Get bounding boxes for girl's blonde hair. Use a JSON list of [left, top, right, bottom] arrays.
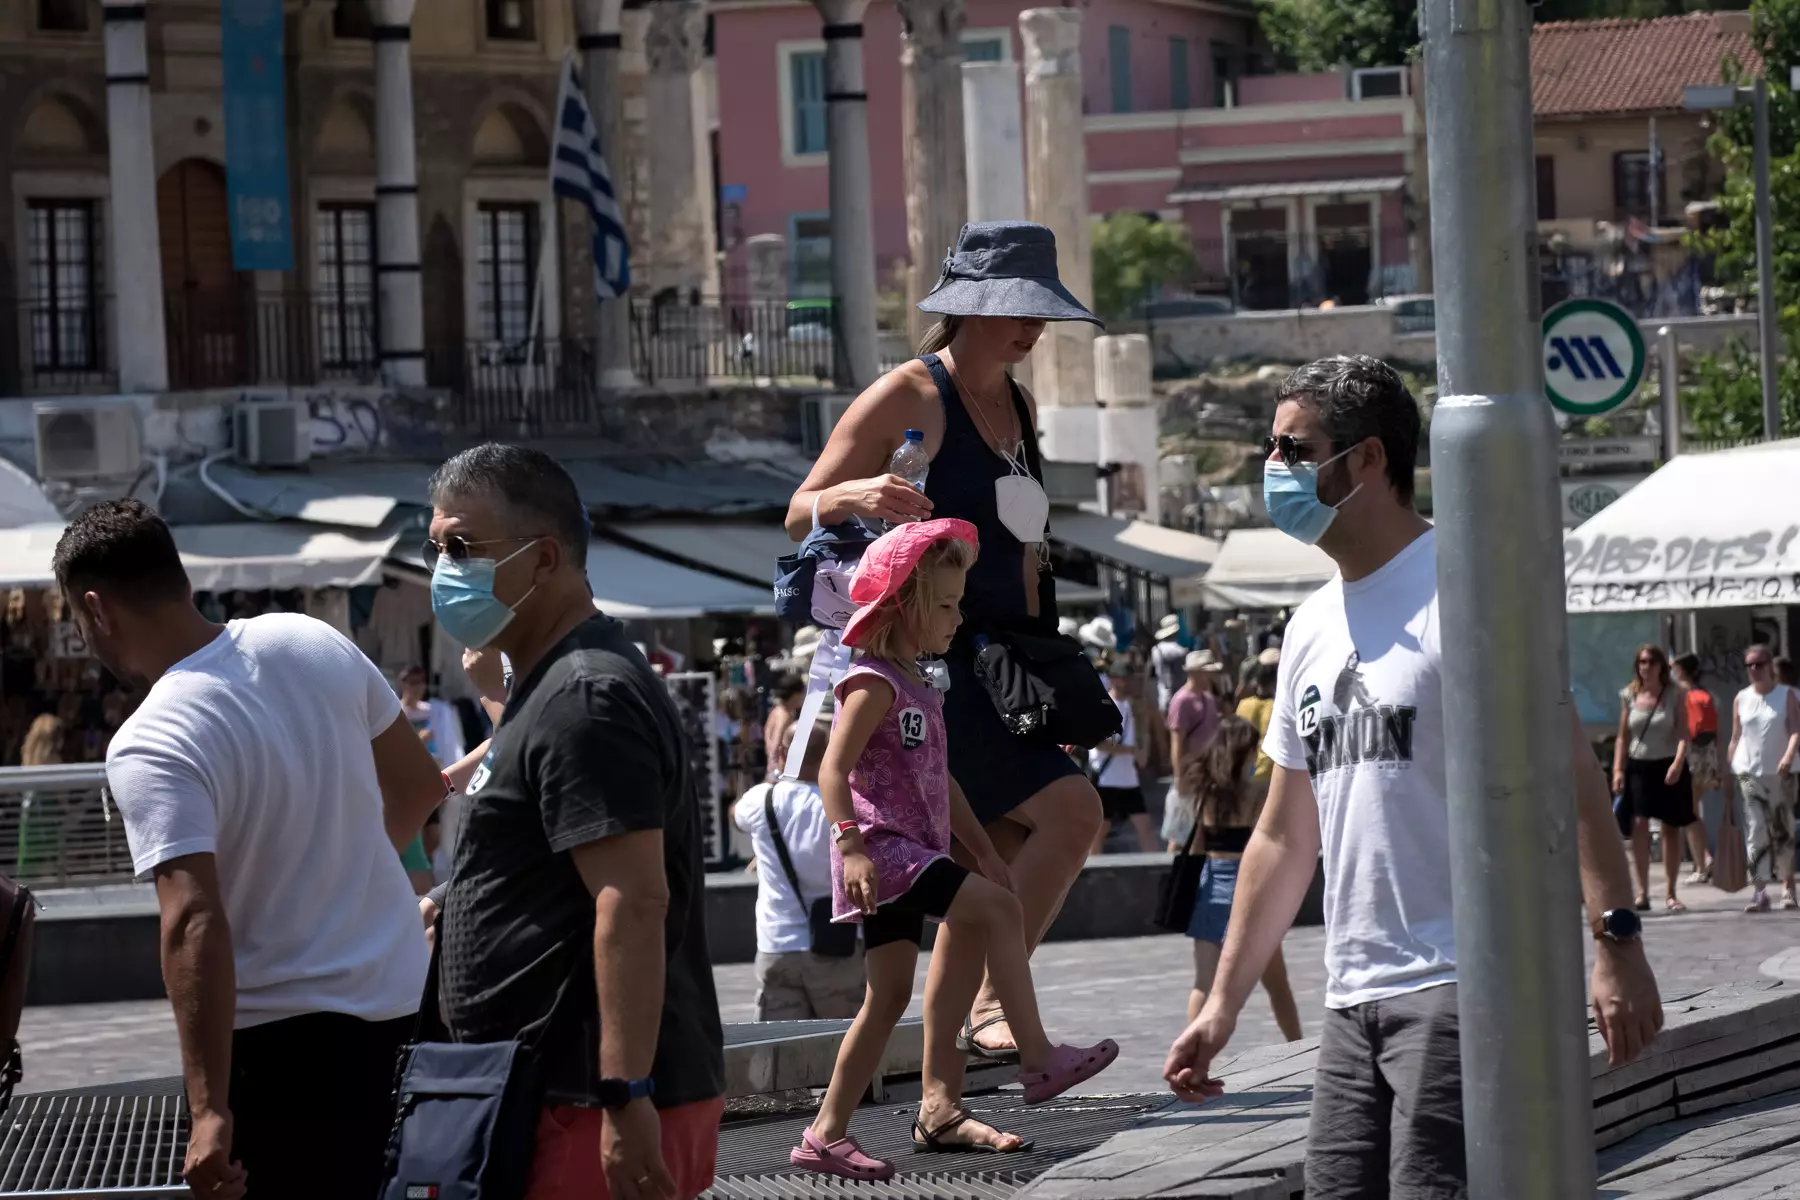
[[857, 537, 976, 664], [917, 315, 963, 356], [21, 713, 62, 767]]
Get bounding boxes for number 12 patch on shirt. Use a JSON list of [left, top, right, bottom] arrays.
[[898, 707, 927, 750]]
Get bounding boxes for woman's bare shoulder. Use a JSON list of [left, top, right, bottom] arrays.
[[844, 359, 938, 422]]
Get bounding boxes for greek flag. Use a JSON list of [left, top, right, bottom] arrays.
[[551, 56, 630, 300]]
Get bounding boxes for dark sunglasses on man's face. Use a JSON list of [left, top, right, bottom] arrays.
[[1748, 659, 1772, 671], [1261, 434, 1328, 468], [420, 534, 541, 571]]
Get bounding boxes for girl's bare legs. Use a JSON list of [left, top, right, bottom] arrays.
[[1662, 821, 1684, 907], [1260, 946, 1304, 1041], [1187, 938, 1221, 1023], [1685, 820, 1712, 880], [1631, 816, 1653, 906], [810, 941, 918, 1144]]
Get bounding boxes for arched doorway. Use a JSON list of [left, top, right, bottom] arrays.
[[158, 159, 245, 388]]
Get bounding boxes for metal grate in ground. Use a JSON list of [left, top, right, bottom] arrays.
[[0, 1091, 188, 1198], [709, 1092, 1169, 1197]]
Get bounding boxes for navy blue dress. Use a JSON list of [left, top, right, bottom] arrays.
[[919, 354, 1082, 825]]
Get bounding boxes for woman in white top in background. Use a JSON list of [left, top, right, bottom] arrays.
[[1731, 642, 1800, 913]]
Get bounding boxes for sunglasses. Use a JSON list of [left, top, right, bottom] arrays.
[[1261, 434, 1328, 469], [1637, 657, 1658, 665], [1747, 659, 1772, 670], [420, 534, 542, 571]]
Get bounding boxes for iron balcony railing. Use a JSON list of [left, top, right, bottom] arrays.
[[0, 764, 135, 890]]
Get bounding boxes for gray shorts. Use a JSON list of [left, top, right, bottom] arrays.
[[1306, 982, 1467, 1200], [753, 949, 866, 1021]]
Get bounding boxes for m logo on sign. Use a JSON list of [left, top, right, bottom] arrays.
[[1542, 298, 1646, 418]]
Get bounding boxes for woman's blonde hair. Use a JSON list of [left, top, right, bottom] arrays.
[[857, 537, 976, 664], [917, 315, 964, 356], [21, 713, 62, 767]]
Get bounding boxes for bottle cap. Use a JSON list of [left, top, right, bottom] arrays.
[[904, 429, 924, 441]]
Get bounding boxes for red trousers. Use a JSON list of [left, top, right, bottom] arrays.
[[522, 1097, 726, 1200]]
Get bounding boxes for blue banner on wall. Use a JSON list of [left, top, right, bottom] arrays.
[[222, 0, 294, 271]]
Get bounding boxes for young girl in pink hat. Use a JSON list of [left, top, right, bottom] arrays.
[[791, 518, 1118, 1182]]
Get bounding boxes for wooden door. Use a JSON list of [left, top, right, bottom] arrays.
[[158, 159, 245, 387]]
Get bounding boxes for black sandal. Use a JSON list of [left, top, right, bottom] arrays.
[[912, 1110, 1033, 1155], [956, 1015, 1022, 1064]]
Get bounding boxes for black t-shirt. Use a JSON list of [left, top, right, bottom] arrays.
[[439, 615, 725, 1109]]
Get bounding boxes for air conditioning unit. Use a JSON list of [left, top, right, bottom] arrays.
[[33, 399, 141, 482], [1351, 66, 1408, 100], [800, 393, 856, 457], [234, 400, 313, 467]]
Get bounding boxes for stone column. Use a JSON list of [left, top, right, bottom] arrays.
[[1020, 8, 1095, 463], [963, 60, 1026, 223], [812, 0, 880, 389], [575, 0, 639, 390], [644, 1, 713, 298], [1095, 334, 1159, 523], [963, 58, 1030, 389], [897, 0, 968, 348], [372, 0, 425, 386], [102, 0, 167, 394]]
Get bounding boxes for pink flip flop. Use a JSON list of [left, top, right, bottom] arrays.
[[1019, 1039, 1121, 1105], [790, 1128, 895, 1181]]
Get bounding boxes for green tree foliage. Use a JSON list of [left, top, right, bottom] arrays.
[[1683, 0, 1800, 439], [1253, 0, 1745, 73], [1091, 214, 1197, 323]]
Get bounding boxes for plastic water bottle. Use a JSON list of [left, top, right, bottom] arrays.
[[890, 429, 930, 495]]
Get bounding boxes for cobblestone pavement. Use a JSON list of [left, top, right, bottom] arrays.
[[17, 863, 1798, 1097]]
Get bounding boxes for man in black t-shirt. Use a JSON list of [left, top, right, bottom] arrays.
[[427, 444, 725, 1200]]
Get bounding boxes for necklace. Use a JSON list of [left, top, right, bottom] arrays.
[[951, 365, 1022, 460]]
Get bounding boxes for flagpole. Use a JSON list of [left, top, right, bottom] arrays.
[[517, 54, 572, 433]]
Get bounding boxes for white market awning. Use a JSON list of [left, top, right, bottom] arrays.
[[1564, 439, 1800, 613], [1201, 527, 1337, 611], [604, 519, 795, 587], [1168, 176, 1408, 205], [1050, 511, 1221, 604], [0, 522, 398, 591], [586, 540, 775, 619]]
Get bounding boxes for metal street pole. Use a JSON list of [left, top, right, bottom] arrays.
[[1421, 0, 1594, 1195], [1752, 76, 1782, 440]]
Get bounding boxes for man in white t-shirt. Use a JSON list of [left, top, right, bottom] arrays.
[[53, 500, 448, 1200], [733, 717, 865, 1019], [1091, 660, 1157, 852], [1160, 357, 1662, 1197]]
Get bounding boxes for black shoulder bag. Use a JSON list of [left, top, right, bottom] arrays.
[[381, 922, 543, 1200], [966, 382, 1123, 751], [766, 793, 859, 958], [1153, 818, 1205, 934]]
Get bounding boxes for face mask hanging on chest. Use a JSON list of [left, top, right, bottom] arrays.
[[994, 445, 1049, 545]]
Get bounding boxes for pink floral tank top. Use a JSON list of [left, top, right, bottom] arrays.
[[829, 658, 951, 923]]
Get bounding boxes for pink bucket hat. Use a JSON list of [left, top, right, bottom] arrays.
[[841, 518, 979, 649]]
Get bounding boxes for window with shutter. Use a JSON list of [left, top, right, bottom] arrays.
[[790, 51, 828, 157]]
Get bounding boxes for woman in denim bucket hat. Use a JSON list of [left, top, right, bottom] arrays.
[[785, 220, 1106, 1154]]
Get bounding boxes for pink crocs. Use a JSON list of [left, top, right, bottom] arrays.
[[790, 1127, 895, 1181], [1019, 1039, 1121, 1105]]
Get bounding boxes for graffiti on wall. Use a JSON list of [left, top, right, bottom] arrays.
[[299, 388, 389, 454]]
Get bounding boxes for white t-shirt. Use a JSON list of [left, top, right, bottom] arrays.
[[733, 777, 834, 954], [1733, 684, 1798, 776], [1265, 529, 1455, 1009], [106, 614, 428, 1028], [1090, 696, 1140, 788]]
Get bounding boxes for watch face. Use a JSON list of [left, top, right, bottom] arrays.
[[1604, 908, 1643, 939]]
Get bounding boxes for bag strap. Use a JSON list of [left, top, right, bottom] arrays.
[[764, 791, 810, 910], [1629, 687, 1667, 762]]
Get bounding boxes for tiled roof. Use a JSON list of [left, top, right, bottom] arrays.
[[1533, 12, 1764, 118]]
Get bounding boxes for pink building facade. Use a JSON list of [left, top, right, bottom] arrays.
[[712, 0, 1426, 310]]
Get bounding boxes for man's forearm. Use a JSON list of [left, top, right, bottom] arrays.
[[1208, 833, 1316, 1017], [162, 902, 236, 1117], [594, 888, 667, 1081], [1573, 732, 1637, 916]]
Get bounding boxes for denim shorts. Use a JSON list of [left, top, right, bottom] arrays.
[[1186, 854, 1238, 945]]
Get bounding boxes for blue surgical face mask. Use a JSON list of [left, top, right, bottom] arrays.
[[1263, 445, 1362, 546], [431, 540, 541, 650]]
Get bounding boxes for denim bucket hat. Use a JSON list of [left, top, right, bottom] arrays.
[[917, 221, 1103, 327]]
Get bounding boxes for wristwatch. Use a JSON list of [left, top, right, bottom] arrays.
[[595, 1076, 655, 1110], [1592, 907, 1643, 943]]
